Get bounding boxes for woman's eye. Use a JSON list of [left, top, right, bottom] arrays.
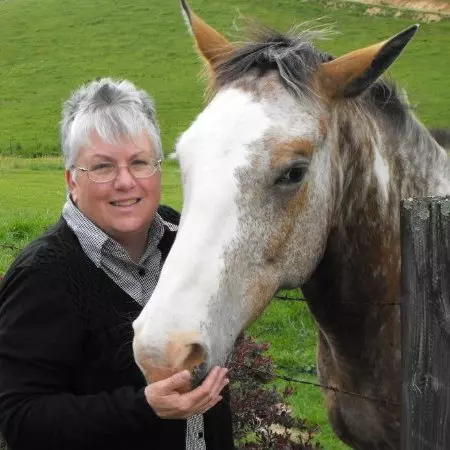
[[276, 166, 307, 185], [91, 163, 113, 172], [131, 159, 148, 166]]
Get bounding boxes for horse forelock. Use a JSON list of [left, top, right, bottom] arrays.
[[211, 25, 333, 100]]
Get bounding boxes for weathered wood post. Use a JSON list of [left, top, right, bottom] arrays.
[[401, 196, 450, 450]]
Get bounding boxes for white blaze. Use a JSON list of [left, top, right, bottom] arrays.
[[133, 88, 271, 363]]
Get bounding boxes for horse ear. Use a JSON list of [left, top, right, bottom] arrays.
[[181, 0, 235, 74], [321, 25, 419, 98]]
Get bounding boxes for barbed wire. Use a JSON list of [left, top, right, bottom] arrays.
[[0, 243, 22, 252], [274, 291, 401, 306], [245, 365, 400, 407], [273, 292, 306, 302]]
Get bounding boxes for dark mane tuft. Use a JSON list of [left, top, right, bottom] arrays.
[[365, 80, 410, 128], [215, 26, 332, 98]]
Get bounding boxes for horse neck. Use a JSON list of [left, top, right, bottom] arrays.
[[304, 95, 449, 369], [389, 115, 450, 200], [329, 94, 450, 222]]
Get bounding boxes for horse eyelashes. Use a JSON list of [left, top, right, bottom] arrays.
[[275, 165, 308, 185]]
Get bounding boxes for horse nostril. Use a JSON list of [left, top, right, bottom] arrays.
[[165, 333, 207, 375], [184, 343, 206, 369], [136, 333, 209, 387]]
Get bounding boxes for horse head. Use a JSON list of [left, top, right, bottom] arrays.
[[133, 1, 418, 387]]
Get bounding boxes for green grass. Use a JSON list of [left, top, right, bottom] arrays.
[[0, 0, 449, 158], [248, 300, 350, 449], [250, 298, 317, 376], [0, 157, 66, 269]]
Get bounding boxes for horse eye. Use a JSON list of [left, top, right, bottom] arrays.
[[276, 166, 307, 185]]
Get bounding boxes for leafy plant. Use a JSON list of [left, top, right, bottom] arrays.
[[229, 334, 323, 449]]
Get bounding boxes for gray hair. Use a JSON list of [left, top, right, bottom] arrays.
[[60, 78, 163, 169]]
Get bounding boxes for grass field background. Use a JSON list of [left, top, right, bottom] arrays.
[[1, 0, 449, 448], [0, 0, 449, 157]]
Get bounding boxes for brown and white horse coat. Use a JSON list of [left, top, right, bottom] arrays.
[[133, 3, 450, 448]]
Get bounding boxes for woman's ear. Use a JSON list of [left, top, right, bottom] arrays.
[[65, 170, 78, 203]]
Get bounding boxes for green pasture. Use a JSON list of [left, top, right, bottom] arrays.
[[1, 0, 449, 448], [0, 0, 449, 158]]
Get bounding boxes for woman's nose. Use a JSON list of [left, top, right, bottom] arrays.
[[114, 165, 137, 189]]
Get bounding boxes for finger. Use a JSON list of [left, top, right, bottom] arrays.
[[201, 366, 227, 394], [198, 395, 223, 415], [178, 366, 227, 414], [202, 375, 229, 407], [190, 388, 219, 413], [200, 366, 222, 390], [217, 377, 229, 396], [160, 370, 191, 394], [195, 367, 227, 403], [182, 367, 222, 405], [189, 375, 228, 413], [210, 368, 228, 397]]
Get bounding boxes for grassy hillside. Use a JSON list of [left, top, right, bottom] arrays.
[[0, 0, 449, 158]]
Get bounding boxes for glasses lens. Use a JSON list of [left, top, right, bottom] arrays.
[[129, 159, 159, 179], [88, 163, 116, 183]]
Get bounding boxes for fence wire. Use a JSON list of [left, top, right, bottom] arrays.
[[243, 365, 400, 407], [269, 290, 400, 405], [274, 290, 401, 306], [0, 243, 22, 252]]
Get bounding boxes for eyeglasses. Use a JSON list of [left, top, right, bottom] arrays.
[[73, 158, 161, 183]]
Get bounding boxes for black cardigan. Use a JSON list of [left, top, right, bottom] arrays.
[[0, 207, 234, 450]]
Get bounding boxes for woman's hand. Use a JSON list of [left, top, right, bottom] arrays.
[[144, 366, 229, 419]]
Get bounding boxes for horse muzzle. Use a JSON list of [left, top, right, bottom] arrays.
[[133, 331, 210, 389]]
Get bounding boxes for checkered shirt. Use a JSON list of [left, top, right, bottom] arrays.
[[62, 198, 206, 450]]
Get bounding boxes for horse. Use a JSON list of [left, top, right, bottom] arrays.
[[132, 1, 450, 448]]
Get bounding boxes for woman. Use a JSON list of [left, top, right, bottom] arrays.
[[0, 78, 233, 450]]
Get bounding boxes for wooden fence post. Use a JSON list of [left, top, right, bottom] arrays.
[[401, 196, 450, 450]]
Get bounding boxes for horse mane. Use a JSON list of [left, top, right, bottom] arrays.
[[213, 25, 410, 130], [214, 25, 331, 99]]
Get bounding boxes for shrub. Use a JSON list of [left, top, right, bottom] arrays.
[[229, 334, 323, 449]]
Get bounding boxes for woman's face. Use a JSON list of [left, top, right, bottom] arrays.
[[66, 131, 161, 246]]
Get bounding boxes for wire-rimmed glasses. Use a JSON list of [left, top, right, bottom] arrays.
[[73, 157, 162, 183]]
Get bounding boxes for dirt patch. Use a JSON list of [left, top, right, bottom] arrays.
[[366, 6, 384, 14], [355, 0, 450, 15]]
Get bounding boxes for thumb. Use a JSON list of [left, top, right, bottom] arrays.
[[162, 370, 191, 393]]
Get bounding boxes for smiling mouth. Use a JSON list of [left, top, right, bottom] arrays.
[[110, 199, 141, 207]]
